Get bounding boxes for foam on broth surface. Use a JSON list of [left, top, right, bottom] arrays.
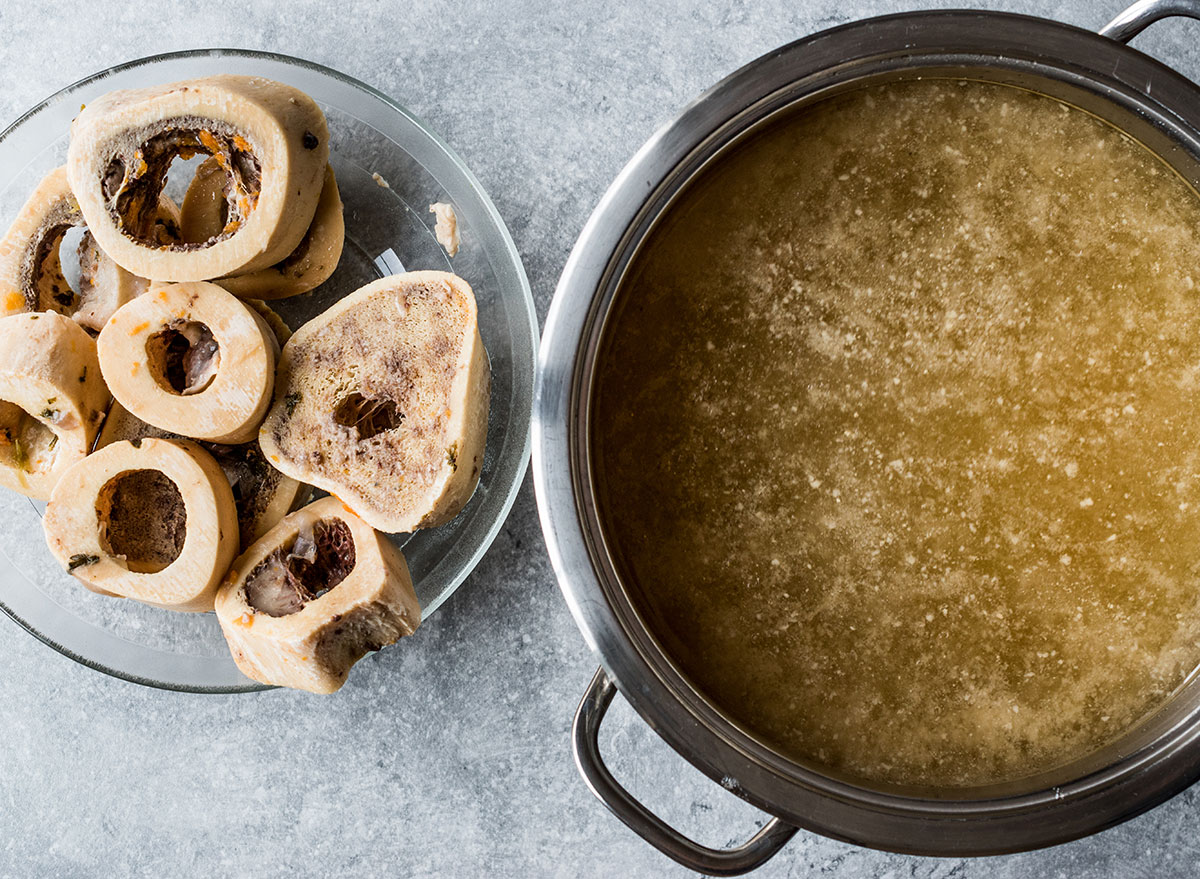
[[592, 79, 1200, 787]]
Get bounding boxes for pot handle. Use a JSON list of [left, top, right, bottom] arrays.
[[572, 667, 798, 876], [1102, 0, 1200, 42]]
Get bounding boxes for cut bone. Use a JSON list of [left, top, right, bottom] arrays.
[[42, 437, 239, 611], [0, 166, 180, 331], [97, 280, 276, 443], [215, 496, 421, 692], [0, 312, 108, 499], [258, 271, 490, 533], [67, 76, 329, 281], [182, 160, 344, 299]]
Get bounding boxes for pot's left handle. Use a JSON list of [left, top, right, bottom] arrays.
[[572, 668, 798, 876], [1102, 0, 1200, 42]]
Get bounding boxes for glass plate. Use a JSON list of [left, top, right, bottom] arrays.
[[0, 49, 537, 692]]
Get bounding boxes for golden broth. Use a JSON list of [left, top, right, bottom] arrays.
[[592, 79, 1200, 787]]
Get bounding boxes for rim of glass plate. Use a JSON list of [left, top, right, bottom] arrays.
[[0, 48, 538, 694]]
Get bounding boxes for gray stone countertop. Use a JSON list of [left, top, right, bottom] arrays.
[[3, 0, 1200, 876]]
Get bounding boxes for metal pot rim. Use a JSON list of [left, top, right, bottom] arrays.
[[534, 3, 1200, 863]]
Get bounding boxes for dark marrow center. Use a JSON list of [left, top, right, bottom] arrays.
[[22, 197, 85, 313], [103, 119, 261, 249], [145, 320, 220, 395], [74, 230, 103, 308], [244, 518, 356, 617], [95, 469, 186, 573], [333, 393, 404, 441]]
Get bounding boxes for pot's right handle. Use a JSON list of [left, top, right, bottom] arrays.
[[1102, 0, 1200, 42], [572, 668, 798, 876]]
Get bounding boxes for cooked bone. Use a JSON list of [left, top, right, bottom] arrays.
[[429, 202, 460, 258], [0, 312, 108, 499], [0, 166, 179, 330], [42, 437, 238, 611], [258, 271, 490, 533], [97, 280, 276, 443], [68, 76, 329, 281], [215, 496, 421, 692], [243, 298, 292, 345]]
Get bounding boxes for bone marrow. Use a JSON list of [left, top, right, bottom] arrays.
[[243, 517, 355, 617], [182, 160, 344, 299], [0, 166, 179, 331], [0, 312, 108, 499], [96, 401, 309, 550], [103, 121, 262, 249], [145, 319, 220, 395], [332, 392, 403, 440], [68, 76, 329, 281], [97, 280, 277, 443], [42, 437, 238, 611], [96, 468, 187, 573], [215, 496, 421, 692]]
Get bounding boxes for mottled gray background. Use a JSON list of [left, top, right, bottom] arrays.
[[2, 1, 1200, 876]]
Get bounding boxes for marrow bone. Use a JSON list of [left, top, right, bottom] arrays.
[[258, 271, 490, 533], [215, 496, 421, 692]]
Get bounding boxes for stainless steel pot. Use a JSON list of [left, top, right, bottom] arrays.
[[533, 0, 1200, 873]]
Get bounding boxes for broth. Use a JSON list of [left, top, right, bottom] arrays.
[[592, 79, 1200, 787]]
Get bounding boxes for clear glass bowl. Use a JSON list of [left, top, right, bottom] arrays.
[[0, 49, 537, 692]]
